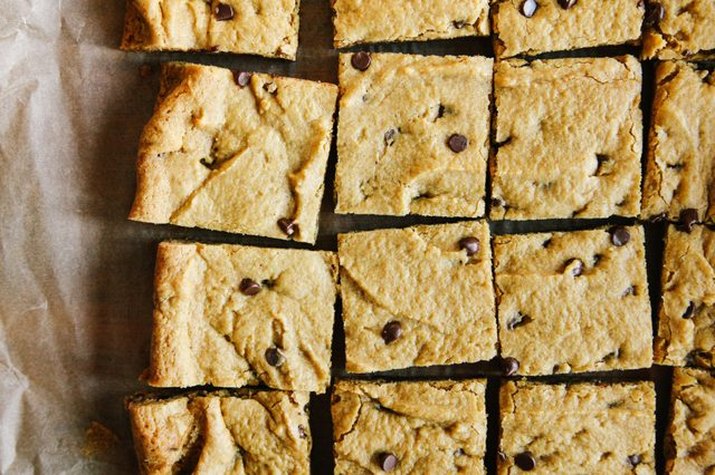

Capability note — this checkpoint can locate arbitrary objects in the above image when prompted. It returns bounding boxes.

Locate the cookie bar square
[331,0,490,48]
[642,0,715,59]
[494,226,652,375]
[641,61,715,223]
[665,368,715,474]
[498,381,656,474]
[127,390,310,474]
[121,0,301,59]
[147,242,338,393]
[492,0,644,58]
[491,57,643,220]
[338,221,497,373]
[655,225,715,368]
[129,63,337,244]
[332,379,487,474]
[335,53,493,218]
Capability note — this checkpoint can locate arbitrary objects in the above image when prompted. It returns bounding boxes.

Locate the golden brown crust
[642,0,715,59]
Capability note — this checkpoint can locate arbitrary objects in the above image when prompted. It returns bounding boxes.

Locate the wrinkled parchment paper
[0,1,671,473]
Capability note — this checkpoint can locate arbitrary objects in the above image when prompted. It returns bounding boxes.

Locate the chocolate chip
[277,218,299,237]
[542,238,552,248]
[239,278,261,296]
[351,52,372,71]
[515,451,536,470]
[459,237,480,256]
[448,134,468,153]
[436,103,446,119]
[265,347,285,367]
[298,425,308,439]
[682,301,695,319]
[214,3,235,21]
[627,454,641,467]
[521,0,538,17]
[564,258,584,276]
[502,357,520,376]
[609,226,630,246]
[381,321,402,344]
[376,452,398,471]
[492,197,506,208]
[558,0,577,8]
[679,208,698,232]
[384,128,397,147]
[507,312,532,330]
[644,2,664,27]
[233,71,252,87]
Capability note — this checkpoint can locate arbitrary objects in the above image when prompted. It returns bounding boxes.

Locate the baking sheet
[0,1,672,473]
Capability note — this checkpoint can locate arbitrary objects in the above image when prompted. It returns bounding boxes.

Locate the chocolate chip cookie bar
[128,63,337,244]
[499,381,656,474]
[492,0,644,58]
[642,0,715,59]
[655,225,715,368]
[335,53,492,218]
[338,221,497,373]
[147,241,338,393]
[665,368,715,474]
[331,0,490,48]
[494,226,652,375]
[641,61,715,223]
[332,379,487,474]
[121,0,300,59]
[127,389,310,474]
[491,57,643,220]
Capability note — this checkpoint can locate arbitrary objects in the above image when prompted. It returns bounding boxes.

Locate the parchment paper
[0,1,672,473]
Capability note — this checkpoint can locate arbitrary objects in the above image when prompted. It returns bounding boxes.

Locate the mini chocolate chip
[239,278,261,296]
[682,301,695,319]
[679,208,698,232]
[492,197,506,208]
[542,238,552,248]
[233,71,252,87]
[437,103,446,119]
[609,226,630,246]
[644,2,664,27]
[521,0,538,17]
[214,3,235,21]
[384,128,397,146]
[277,218,298,237]
[448,134,468,153]
[515,451,536,470]
[381,321,402,344]
[558,0,577,8]
[265,347,285,367]
[351,52,372,71]
[459,237,480,256]
[376,452,398,471]
[502,357,520,376]
[507,312,532,330]
[298,425,308,439]
[627,454,641,467]
[564,258,584,276]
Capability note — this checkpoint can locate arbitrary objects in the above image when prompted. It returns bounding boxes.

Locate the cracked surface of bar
[490,56,642,220]
[332,379,486,474]
[655,225,715,368]
[338,221,497,373]
[331,0,489,48]
[121,0,301,59]
[499,381,656,474]
[128,389,310,474]
[335,53,492,218]
[129,63,337,243]
[641,61,715,222]
[494,226,652,375]
[147,241,338,393]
